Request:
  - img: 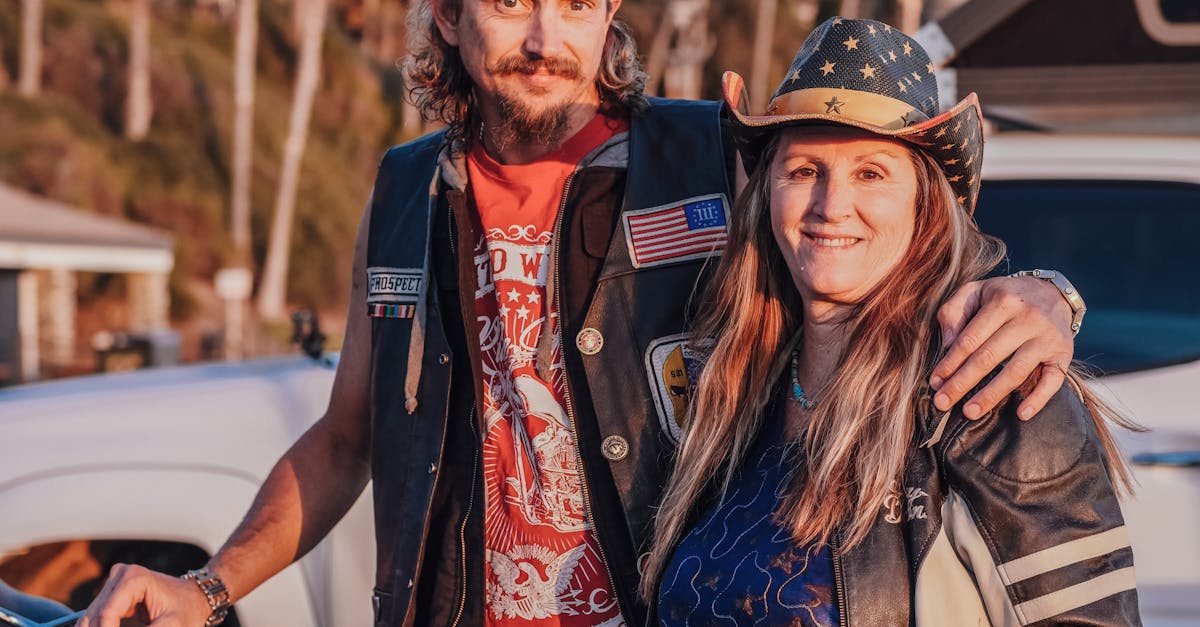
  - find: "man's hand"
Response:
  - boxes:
[931,275,1075,420]
[79,564,212,627]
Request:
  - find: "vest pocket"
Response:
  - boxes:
[371,587,393,626]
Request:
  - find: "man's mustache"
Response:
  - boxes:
[492,55,582,80]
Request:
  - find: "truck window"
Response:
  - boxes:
[975,180,1200,374]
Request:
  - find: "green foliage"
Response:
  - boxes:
[0,0,410,323]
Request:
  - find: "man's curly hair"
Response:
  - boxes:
[401,0,648,141]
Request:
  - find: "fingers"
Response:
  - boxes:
[933,316,1032,417]
[1017,362,1068,421]
[931,282,1008,400]
[932,275,1076,418]
[931,281,985,388]
[79,563,144,627]
[958,341,1069,419]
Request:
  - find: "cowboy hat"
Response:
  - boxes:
[724,17,984,213]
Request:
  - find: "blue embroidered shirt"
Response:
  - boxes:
[657,403,839,626]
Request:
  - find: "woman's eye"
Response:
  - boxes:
[569,0,588,9]
[860,169,883,180]
[794,167,818,178]
[500,0,520,8]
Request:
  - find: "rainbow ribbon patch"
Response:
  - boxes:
[369,304,416,319]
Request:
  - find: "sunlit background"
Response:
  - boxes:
[0,0,1196,382]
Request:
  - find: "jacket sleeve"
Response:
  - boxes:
[939,383,1141,626]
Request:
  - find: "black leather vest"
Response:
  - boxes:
[366,98,732,626]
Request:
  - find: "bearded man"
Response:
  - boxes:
[82,2,1080,626]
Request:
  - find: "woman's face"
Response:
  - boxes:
[769,126,919,310]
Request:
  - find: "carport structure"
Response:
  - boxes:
[0,183,174,384]
[917,0,1200,133]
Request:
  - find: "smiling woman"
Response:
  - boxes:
[643,17,1142,627]
[767,126,920,312]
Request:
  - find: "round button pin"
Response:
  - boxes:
[576,328,604,355]
[602,435,629,461]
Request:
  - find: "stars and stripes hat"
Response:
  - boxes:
[723,16,985,213]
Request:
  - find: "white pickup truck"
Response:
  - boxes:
[0,355,375,627]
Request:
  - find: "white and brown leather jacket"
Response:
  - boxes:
[833,379,1140,626]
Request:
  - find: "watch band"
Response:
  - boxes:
[182,568,231,627]
[1010,269,1086,335]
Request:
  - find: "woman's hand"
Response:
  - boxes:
[931,275,1075,420]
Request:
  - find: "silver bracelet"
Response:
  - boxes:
[1010,269,1086,335]
[181,568,231,627]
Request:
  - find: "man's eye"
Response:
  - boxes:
[569,1,588,9]
[793,167,818,178]
[860,169,883,180]
[500,0,520,8]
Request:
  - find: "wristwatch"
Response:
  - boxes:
[182,568,232,626]
[1010,269,1086,335]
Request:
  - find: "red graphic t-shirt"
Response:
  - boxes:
[467,113,628,627]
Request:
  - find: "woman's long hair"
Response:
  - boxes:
[639,136,1140,601]
[401,0,648,142]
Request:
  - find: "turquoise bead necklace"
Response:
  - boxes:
[790,348,817,410]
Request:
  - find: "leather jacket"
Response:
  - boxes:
[658,347,1141,626]
[365,98,735,626]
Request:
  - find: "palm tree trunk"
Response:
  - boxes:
[19,0,42,96]
[231,0,259,263]
[0,34,9,88]
[380,0,403,62]
[257,0,328,321]
[663,0,712,100]
[897,0,923,32]
[643,4,675,96]
[125,0,152,140]
[749,0,778,112]
[360,0,380,57]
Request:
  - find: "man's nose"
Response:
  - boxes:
[523,6,567,59]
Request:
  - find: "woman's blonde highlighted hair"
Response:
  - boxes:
[639,134,1139,601]
[401,0,648,141]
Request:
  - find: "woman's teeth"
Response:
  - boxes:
[812,237,858,247]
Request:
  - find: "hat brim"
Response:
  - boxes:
[723,71,985,213]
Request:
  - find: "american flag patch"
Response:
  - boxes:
[623,194,730,269]
[368,303,415,318]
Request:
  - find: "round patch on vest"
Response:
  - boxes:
[576,327,604,355]
[602,435,629,461]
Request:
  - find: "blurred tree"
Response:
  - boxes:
[896,0,923,32]
[921,0,966,23]
[258,0,329,320]
[231,0,259,263]
[360,0,379,56]
[651,0,713,99]
[125,0,152,140]
[750,0,778,111]
[20,0,42,95]
[0,34,8,88]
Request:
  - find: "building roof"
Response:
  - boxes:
[0,183,174,273]
[916,0,1200,133]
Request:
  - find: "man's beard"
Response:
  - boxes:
[485,54,584,151]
